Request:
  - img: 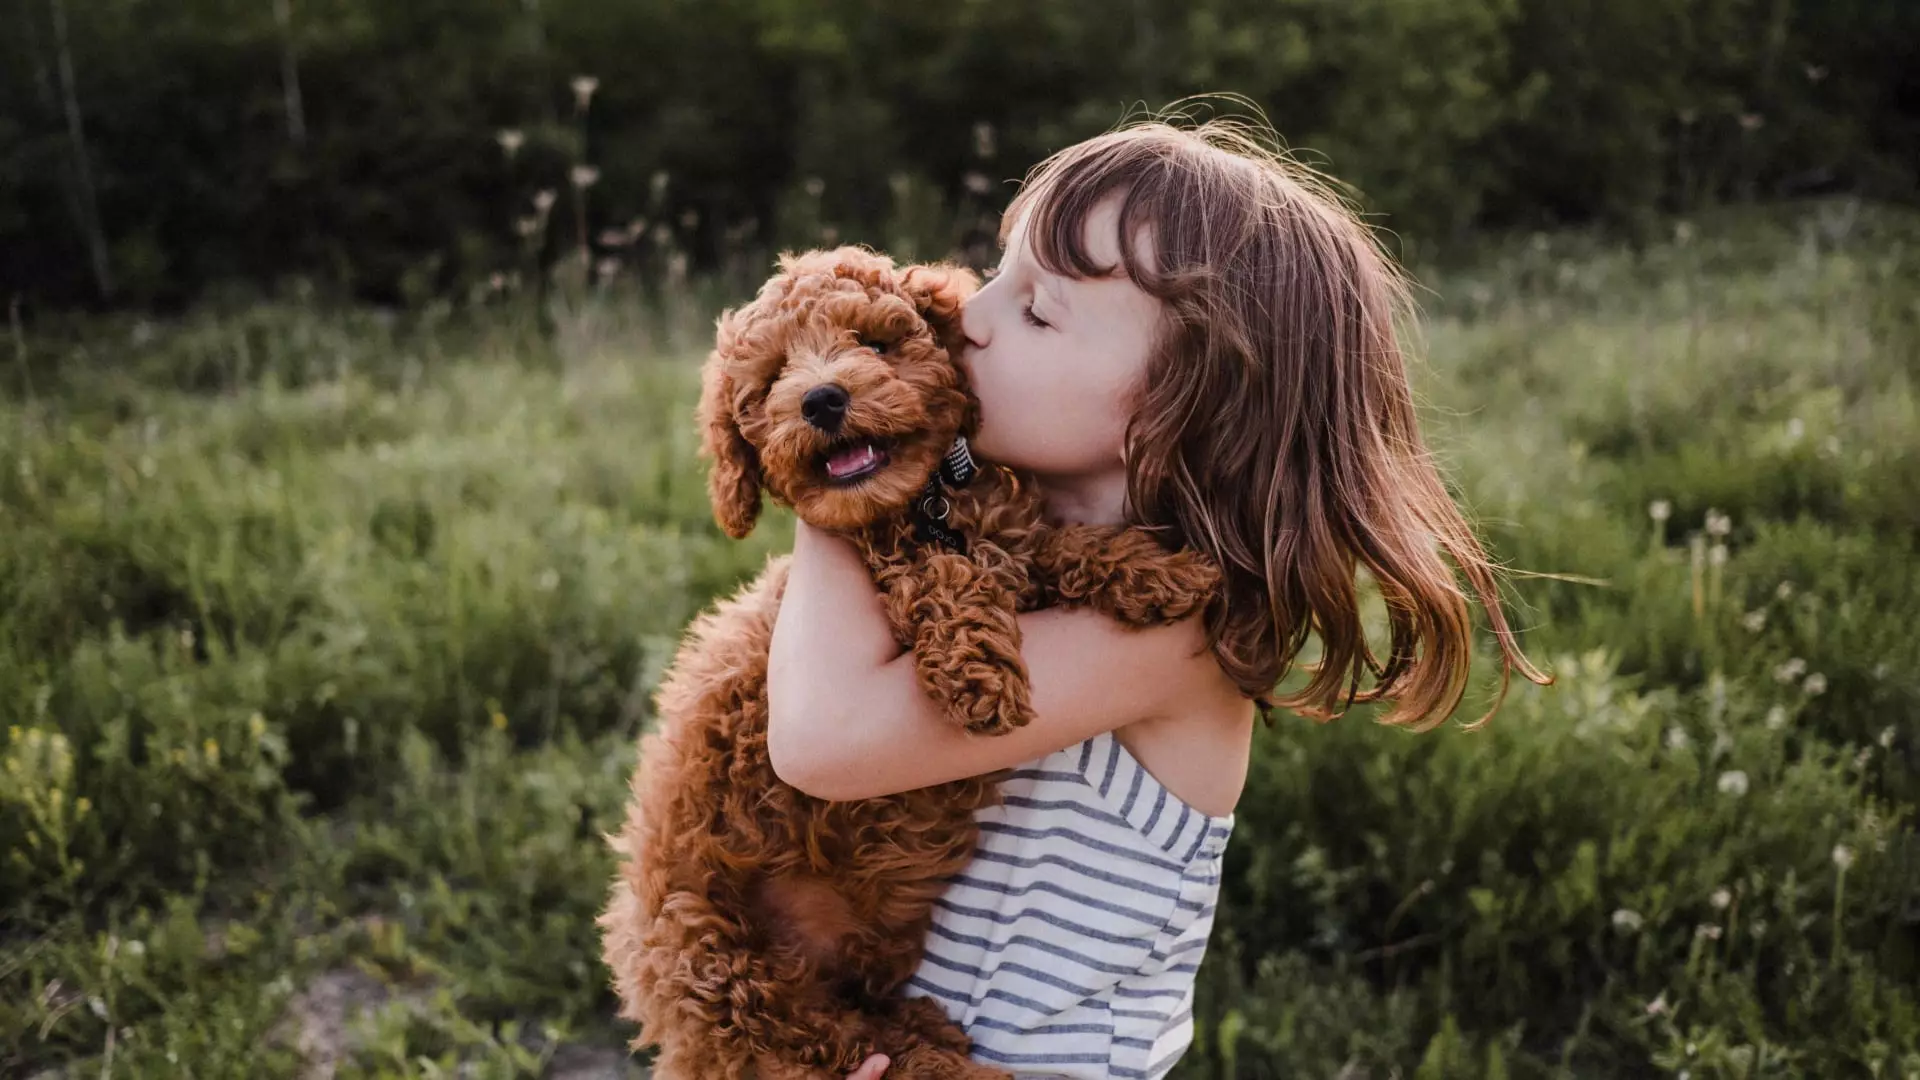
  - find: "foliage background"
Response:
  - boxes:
[3,2,1919,1078]
[3,0,1918,310]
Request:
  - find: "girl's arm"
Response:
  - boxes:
[767,519,1222,801]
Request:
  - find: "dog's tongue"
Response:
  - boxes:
[826,443,881,479]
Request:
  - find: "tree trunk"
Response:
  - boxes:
[272,0,306,143]
[48,0,112,301]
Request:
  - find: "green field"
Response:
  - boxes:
[3,202,1917,1078]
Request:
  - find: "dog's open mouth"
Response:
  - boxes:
[820,438,892,485]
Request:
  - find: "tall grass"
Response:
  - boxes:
[2,200,1916,1079]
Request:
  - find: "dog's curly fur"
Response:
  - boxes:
[598,247,1219,1080]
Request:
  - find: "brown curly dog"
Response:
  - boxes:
[598,247,1218,1080]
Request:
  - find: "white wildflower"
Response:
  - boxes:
[1773,657,1807,684]
[1695,923,1722,940]
[496,129,525,157]
[1666,727,1692,751]
[1802,672,1827,696]
[1742,610,1767,632]
[1711,887,1731,910]
[973,120,997,158]
[1765,705,1789,730]
[571,75,600,110]
[1716,770,1749,797]
[1648,500,1672,523]
[1832,844,1854,871]
[532,189,557,213]
[1705,509,1730,537]
[1879,726,1895,749]
[569,165,600,189]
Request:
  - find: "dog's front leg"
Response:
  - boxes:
[1034,525,1221,626]
[881,543,1033,736]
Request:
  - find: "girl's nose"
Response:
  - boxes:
[958,301,986,352]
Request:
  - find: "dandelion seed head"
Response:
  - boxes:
[1716,770,1749,797]
[1710,887,1731,910]
[1648,499,1672,522]
[1832,844,1854,871]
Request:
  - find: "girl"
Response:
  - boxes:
[766,115,1546,1079]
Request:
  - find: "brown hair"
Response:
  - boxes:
[1002,109,1551,730]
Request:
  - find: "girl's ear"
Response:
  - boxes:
[901,263,980,357]
[697,316,763,538]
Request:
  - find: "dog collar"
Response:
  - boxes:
[912,435,976,553]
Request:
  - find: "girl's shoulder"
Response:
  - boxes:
[1115,692,1256,819]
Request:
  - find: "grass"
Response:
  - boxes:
[2,200,1917,1078]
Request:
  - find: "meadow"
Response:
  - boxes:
[2,200,1916,1078]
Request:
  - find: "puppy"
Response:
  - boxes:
[599,247,1217,1080]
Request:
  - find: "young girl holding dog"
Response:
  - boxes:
[767,115,1546,1080]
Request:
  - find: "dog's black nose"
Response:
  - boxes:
[801,384,850,431]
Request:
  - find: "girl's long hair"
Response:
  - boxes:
[1004,109,1551,729]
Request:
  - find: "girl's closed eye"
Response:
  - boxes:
[980,266,1051,328]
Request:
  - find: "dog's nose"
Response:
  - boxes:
[801,384,850,431]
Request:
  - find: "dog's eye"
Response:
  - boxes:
[864,336,890,355]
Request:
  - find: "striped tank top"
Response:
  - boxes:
[902,729,1234,1079]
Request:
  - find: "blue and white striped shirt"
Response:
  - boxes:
[903,729,1234,1079]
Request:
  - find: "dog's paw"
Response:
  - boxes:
[918,647,1033,735]
[1043,526,1222,626]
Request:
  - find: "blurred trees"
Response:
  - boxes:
[1,0,1913,310]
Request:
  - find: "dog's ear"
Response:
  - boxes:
[901,263,980,356]
[697,314,763,538]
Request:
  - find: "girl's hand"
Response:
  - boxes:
[846,1054,890,1079]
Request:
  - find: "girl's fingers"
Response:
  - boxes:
[847,1053,890,1079]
